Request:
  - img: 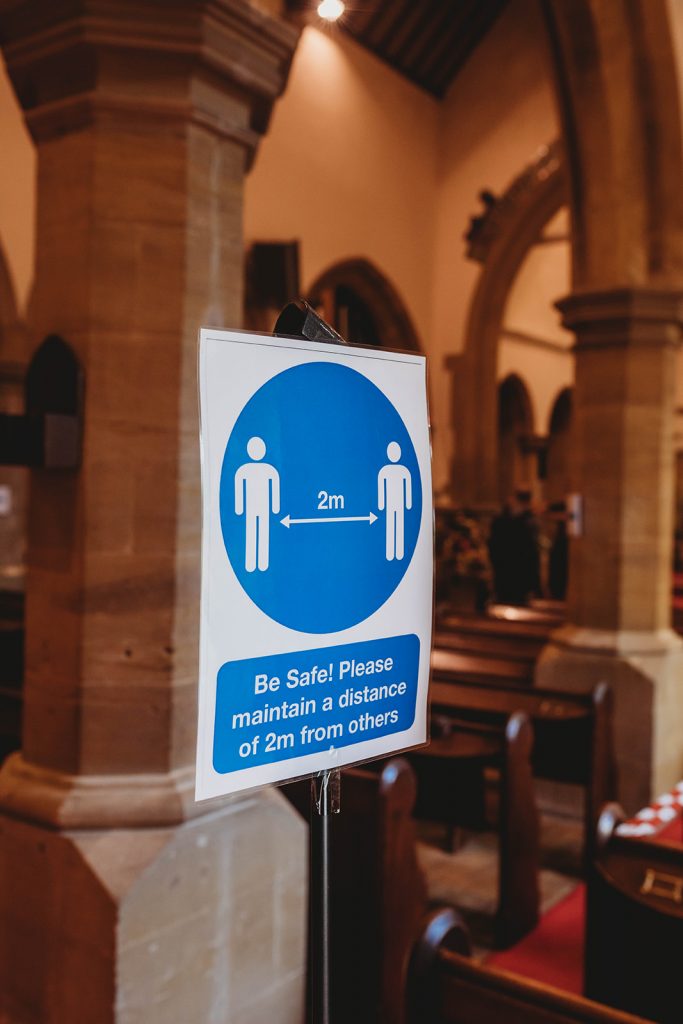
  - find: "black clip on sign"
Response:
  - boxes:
[274,299,344,1024]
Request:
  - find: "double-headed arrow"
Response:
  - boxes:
[281,512,377,528]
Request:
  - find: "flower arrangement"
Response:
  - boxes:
[435,506,492,610]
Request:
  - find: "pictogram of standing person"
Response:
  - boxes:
[235,436,280,572]
[378,441,412,561]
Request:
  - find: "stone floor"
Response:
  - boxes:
[416,808,583,959]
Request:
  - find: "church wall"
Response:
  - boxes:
[244,24,440,345]
[244,2,568,494]
[431,0,560,491]
[0,57,33,592]
[497,339,571,439]
[499,228,573,435]
[0,56,35,320]
[433,0,558,357]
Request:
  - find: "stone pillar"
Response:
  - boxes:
[537,289,683,811]
[0,4,306,1023]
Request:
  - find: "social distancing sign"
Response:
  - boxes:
[196,328,433,799]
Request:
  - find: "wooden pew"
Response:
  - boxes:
[283,758,431,1024]
[428,677,616,866]
[0,589,23,762]
[408,711,540,948]
[409,913,651,1024]
[285,756,642,1024]
[434,628,542,666]
[431,646,534,687]
[487,603,564,624]
[441,605,563,629]
[432,606,564,687]
[436,609,554,661]
[585,802,683,1023]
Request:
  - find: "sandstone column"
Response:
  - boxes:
[537,290,683,811]
[0,3,306,1022]
[538,0,683,812]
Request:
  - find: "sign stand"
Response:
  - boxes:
[274,300,347,1024]
[310,768,340,1024]
[197,300,432,1024]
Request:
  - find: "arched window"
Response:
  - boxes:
[307,258,421,352]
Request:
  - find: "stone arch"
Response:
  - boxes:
[546,386,573,504]
[452,142,568,507]
[307,258,422,351]
[543,1,683,288]
[497,372,535,503]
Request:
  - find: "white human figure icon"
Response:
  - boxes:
[235,436,280,572]
[378,441,412,561]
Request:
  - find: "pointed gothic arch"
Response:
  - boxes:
[451,142,568,506]
[307,258,422,352]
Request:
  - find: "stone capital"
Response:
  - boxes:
[556,288,683,350]
[0,0,300,160]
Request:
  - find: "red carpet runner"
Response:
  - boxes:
[487,809,682,994]
[488,884,585,994]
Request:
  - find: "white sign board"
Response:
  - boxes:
[196,328,433,799]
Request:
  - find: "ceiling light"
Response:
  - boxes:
[317,0,344,21]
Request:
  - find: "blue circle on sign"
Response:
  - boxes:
[219,361,422,633]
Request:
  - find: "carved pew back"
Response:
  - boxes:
[429,677,616,865]
[284,758,428,1024]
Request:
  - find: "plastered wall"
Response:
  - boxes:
[431,0,561,485]
[0,56,34,319]
[244,24,440,346]
[244,0,565,491]
[499,208,574,435]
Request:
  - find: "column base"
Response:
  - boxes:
[536,625,683,812]
[0,785,306,1024]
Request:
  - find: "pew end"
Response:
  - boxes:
[409,709,540,948]
[409,906,652,1024]
[408,905,471,1023]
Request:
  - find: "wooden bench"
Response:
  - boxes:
[283,756,643,1024]
[408,711,540,947]
[432,607,564,687]
[434,628,541,666]
[436,609,555,658]
[437,606,563,631]
[0,589,23,762]
[431,646,534,687]
[487,603,565,626]
[283,758,431,1024]
[585,801,683,1023]
[409,912,651,1024]
[428,677,616,866]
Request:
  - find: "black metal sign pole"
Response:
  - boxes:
[310,767,340,1024]
[273,301,346,1024]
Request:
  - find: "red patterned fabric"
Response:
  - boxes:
[615,781,683,842]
